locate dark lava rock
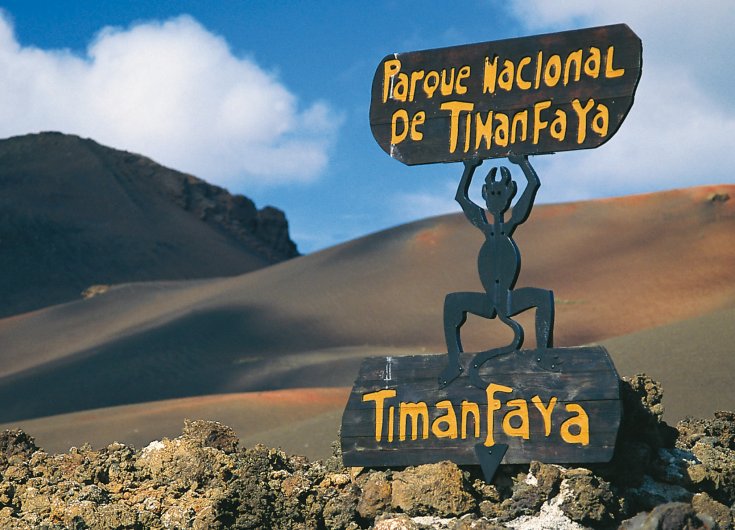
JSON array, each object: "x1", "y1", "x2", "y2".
[
  {"x1": 356, "y1": 470, "x2": 392, "y2": 519},
  {"x1": 494, "y1": 473, "x2": 547, "y2": 521},
  {"x1": 0, "y1": 374, "x2": 734, "y2": 529},
  {"x1": 391, "y1": 461, "x2": 476, "y2": 517},
  {"x1": 619, "y1": 501, "x2": 711, "y2": 530},
  {"x1": 677, "y1": 413, "x2": 735, "y2": 506},
  {"x1": 559, "y1": 468, "x2": 617, "y2": 526},
  {"x1": 619, "y1": 374, "x2": 678, "y2": 450},
  {"x1": 322, "y1": 483, "x2": 360, "y2": 530},
  {"x1": 530, "y1": 461, "x2": 562, "y2": 499},
  {"x1": 691, "y1": 491, "x2": 733, "y2": 529},
  {"x1": 182, "y1": 419, "x2": 239, "y2": 454},
  {"x1": 678, "y1": 411, "x2": 735, "y2": 451},
  {"x1": 0, "y1": 430, "x2": 38, "y2": 464}
]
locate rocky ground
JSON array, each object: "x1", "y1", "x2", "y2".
[{"x1": 0, "y1": 375, "x2": 733, "y2": 529}]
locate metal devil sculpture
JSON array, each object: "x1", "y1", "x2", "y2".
[{"x1": 440, "y1": 156, "x2": 554, "y2": 390}]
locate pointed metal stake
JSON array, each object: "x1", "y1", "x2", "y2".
[{"x1": 474, "y1": 443, "x2": 508, "y2": 483}]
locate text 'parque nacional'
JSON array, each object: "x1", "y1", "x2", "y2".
[{"x1": 369, "y1": 24, "x2": 641, "y2": 165}]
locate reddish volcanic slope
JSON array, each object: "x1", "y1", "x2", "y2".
[
  {"x1": 0, "y1": 184, "x2": 733, "y2": 454},
  {"x1": 0, "y1": 388, "x2": 351, "y2": 458}
]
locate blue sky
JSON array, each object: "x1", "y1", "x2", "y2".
[{"x1": 0, "y1": 1, "x2": 733, "y2": 252}]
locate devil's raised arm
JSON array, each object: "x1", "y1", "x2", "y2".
[
  {"x1": 507, "y1": 154, "x2": 540, "y2": 232},
  {"x1": 455, "y1": 158, "x2": 486, "y2": 228}
]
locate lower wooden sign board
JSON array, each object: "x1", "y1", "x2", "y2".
[{"x1": 341, "y1": 346, "x2": 621, "y2": 474}]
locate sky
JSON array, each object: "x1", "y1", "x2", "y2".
[{"x1": 0, "y1": 1, "x2": 732, "y2": 253}]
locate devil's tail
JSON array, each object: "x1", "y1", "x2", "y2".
[{"x1": 468, "y1": 314, "x2": 524, "y2": 389}]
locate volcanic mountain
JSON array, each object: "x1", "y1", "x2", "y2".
[{"x1": 0, "y1": 132, "x2": 298, "y2": 317}]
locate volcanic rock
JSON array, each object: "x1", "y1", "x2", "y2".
[
  {"x1": 0, "y1": 375, "x2": 734, "y2": 528},
  {"x1": 390, "y1": 461, "x2": 476, "y2": 517}
]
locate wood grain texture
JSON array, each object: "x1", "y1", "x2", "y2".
[
  {"x1": 370, "y1": 24, "x2": 642, "y2": 164},
  {"x1": 341, "y1": 346, "x2": 621, "y2": 467}
]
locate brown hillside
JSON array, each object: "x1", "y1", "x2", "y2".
[
  {"x1": 0, "y1": 184, "x2": 732, "y2": 428},
  {"x1": 0, "y1": 132, "x2": 298, "y2": 317}
]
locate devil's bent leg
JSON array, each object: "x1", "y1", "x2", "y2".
[
  {"x1": 440, "y1": 292, "x2": 494, "y2": 387},
  {"x1": 509, "y1": 287, "x2": 555, "y2": 348}
]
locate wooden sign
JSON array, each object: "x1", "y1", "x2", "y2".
[
  {"x1": 341, "y1": 346, "x2": 621, "y2": 467},
  {"x1": 370, "y1": 24, "x2": 642, "y2": 165}
]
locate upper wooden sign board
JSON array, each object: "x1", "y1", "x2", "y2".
[{"x1": 370, "y1": 24, "x2": 642, "y2": 165}]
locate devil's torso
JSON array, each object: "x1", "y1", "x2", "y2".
[{"x1": 478, "y1": 222, "x2": 520, "y2": 296}]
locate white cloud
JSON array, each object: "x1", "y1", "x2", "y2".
[
  {"x1": 506, "y1": 0, "x2": 735, "y2": 201},
  {"x1": 0, "y1": 13, "x2": 340, "y2": 188}
]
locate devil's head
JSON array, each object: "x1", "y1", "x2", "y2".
[{"x1": 482, "y1": 166, "x2": 517, "y2": 215}]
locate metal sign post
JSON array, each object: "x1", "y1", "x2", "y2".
[{"x1": 342, "y1": 24, "x2": 642, "y2": 482}]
